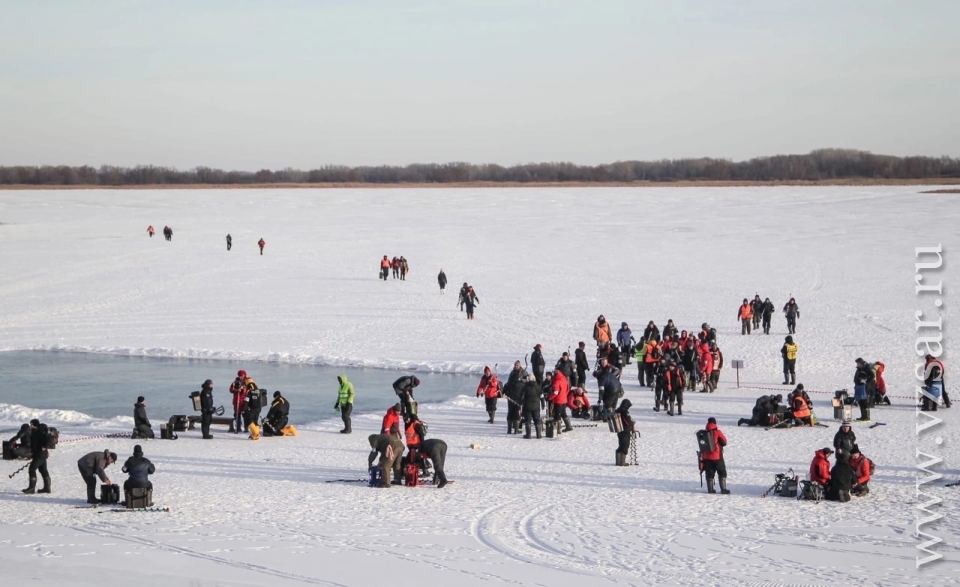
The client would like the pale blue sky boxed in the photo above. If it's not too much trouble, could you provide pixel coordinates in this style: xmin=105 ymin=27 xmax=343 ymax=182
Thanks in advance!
xmin=0 ymin=0 xmax=957 ymax=168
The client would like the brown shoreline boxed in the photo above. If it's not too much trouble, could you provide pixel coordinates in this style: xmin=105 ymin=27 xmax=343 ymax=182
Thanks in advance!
xmin=0 ymin=178 xmax=959 ymax=190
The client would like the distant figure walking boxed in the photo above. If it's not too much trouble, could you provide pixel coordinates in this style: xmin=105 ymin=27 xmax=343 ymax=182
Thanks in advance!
xmin=226 ymin=234 xmax=232 ymax=251
xmin=399 ymin=256 xmax=409 ymax=280
xmin=380 ymin=256 xmax=390 ymax=280
xmin=465 ymin=286 xmax=479 ymax=320
xmin=163 ymin=226 xmax=172 ymax=241
xmin=437 ymin=269 xmax=447 ymax=294
xmin=258 ymin=238 xmax=265 ymax=255
xmin=147 ymin=225 xmax=154 ymax=238
xmin=783 ymin=297 xmax=800 ymax=334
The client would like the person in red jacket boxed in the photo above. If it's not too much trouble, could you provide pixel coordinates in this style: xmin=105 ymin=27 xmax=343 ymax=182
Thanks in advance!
xmin=849 ymin=445 xmax=871 ymax=496
xmin=147 ymin=225 xmax=154 ymax=238
xmin=258 ymin=238 xmax=265 ymax=255
xmin=809 ymin=447 xmax=833 ymax=486
xmin=567 ymin=386 xmax=592 ymax=419
xmin=698 ymin=342 xmax=714 ymax=393
xmin=546 ymin=371 xmax=573 ymax=432
xmin=476 ymin=366 xmax=500 ymax=424
xmin=700 ymin=417 xmax=730 ymax=494
xmin=381 ymin=404 xmax=402 ymax=437
xmin=229 ymin=370 xmax=249 ymax=433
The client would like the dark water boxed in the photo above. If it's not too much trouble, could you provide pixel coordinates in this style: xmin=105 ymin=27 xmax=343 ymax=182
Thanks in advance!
xmin=0 ymin=351 xmax=477 ymax=425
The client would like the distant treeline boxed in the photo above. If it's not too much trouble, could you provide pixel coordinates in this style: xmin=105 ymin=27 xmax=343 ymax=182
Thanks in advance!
xmin=2 ymin=149 xmax=959 ymax=185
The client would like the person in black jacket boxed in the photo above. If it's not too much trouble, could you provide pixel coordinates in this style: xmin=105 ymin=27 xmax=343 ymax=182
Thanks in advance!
xmin=825 ymin=452 xmax=855 ymax=502
xmin=750 ymin=295 xmax=763 ymax=331
xmin=614 ymin=399 xmax=636 ymax=466
xmin=554 ymin=352 xmax=577 ymax=388
xmin=760 ymin=298 xmax=775 ymax=334
xmin=199 ymin=379 xmax=214 ymax=439
xmin=600 ymin=366 xmax=623 ymax=418
xmin=133 ymin=396 xmax=154 ymax=439
xmin=783 ymin=298 xmax=800 ymax=334
xmin=416 ymin=438 xmax=449 ymax=488
xmin=520 ymin=374 xmax=543 ymax=439
xmin=263 ymin=392 xmax=290 ymax=436
xmin=244 ymin=383 xmax=263 ymax=431
xmin=22 ymin=420 xmax=51 ymax=494
xmin=642 ymin=321 xmax=660 ymax=342
xmin=122 ymin=444 xmax=156 ymax=492
xmin=574 ymin=342 xmax=590 ymax=392
xmin=662 ymin=319 xmax=678 ymax=340
xmin=503 ymin=362 xmax=526 ymax=434
xmin=531 ymin=344 xmax=545 ymax=386
xmin=226 ymin=234 xmax=232 ymax=251
xmin=437 ymin=269 xmax=447 ymax=294
xmin=393 ymin=375 xmax=420 ymax=416
xmin=833 ymin=420 xmax=856 ymax=457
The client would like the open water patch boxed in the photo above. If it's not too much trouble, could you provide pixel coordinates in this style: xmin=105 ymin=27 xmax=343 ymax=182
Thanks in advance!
xmin=0 ymin=350 xmax=478 ymax=426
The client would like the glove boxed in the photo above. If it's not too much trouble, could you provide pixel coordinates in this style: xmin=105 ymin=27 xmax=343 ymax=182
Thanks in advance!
xmin=334 ymin=401 xmax=340 ymax=411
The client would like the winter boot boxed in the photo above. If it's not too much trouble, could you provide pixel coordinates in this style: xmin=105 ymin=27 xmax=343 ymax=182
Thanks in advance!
xmin=515 ymin=419 xmax=523 ymax=434
xmin=22 ymin=476 xmax=36 ymax=494
xmin=707 ymin=478 xmax=716 ymax=494
xmin=653 ymin=404 xmax=660 ymax=412
xmin=38 ymin=474 xmax=51 ymax=494
xmin=562 ymin=416 xmax=573 ymax=432
xmin=487 ymin=410 xmax=495 ymax=424
xmin=782 ymin=374 xmax=790 ymax=385
xmin=536 ymin=421 xmax=542 ymax=439
xmin=523 ymin=422 xmax=531 ymax=439
xmin=720 ymin=477 xmax=730 ymax=494
xmin=668 ymin=398 xmax=675 ymax=416
xmin=857 ymin=401 xmax=870 ymax=421
xmin=677 ymin=404 xmax=683 ymax=416
xmin=737 ymin=418 xmax=748 ymax=427
xmin=507 ymin=420 xmax=514 ymax=434
xmin=882 ymin=396 xmax=891 ymax=406
xmin=790 ymin=373 xmax=796 ymax=385
xmin=616 ymin=452 xmax=626 ymax=466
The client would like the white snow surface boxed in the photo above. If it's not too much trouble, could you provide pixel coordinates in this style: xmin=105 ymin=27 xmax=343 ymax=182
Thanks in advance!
xmin=0 ymin=187 xmax=958 ymax=586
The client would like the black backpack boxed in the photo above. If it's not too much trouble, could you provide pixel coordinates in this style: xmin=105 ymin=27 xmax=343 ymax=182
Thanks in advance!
xmin=696 ymin=429 xmax=715 ymax=453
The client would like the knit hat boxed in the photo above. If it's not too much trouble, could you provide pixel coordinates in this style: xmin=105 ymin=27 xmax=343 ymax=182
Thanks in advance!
xmin=707 ymin=417 xmax=717 ymax=425
xmin=841 ymin=420 xmax=851 ymax=426
xmin=133 ymin=445 xmax=143 ymax=457
xmin=850 ymin=444 xmax=861 ymax=455
xmin=238 ymin=370 xmax=247 ymax=378
xmin=137 ymin=396 xmax=145 ymax=403
xmin=273 ymin=391 xmax=281 ymax=398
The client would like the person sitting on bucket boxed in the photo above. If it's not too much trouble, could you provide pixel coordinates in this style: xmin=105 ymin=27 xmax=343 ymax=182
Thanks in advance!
xmin=122 ymin=444 xmax=155 ymax=493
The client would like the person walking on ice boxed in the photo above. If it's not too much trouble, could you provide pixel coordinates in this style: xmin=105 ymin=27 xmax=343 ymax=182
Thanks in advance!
xmin=258 ymin=238 xmax=265 ymax=255
xmin=226 ymin=234 xmax=232 ymax=251
xmin=147 ymin=225 xmax=154 ymax=238
xmin=437 ymin=269 xmax=447 ymax=294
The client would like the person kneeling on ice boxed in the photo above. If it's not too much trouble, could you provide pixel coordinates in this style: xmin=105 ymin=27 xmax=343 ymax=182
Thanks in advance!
xmin=133 ymin=396 xmax=154 ymax=439
xmin=567 ymin=387 xmax=592 ymax=419
xmin=122 ymin=445 xmax=155 ymax=493
xmin=700 ymin=417 xmax=730 ymax=494
xmin=788 ymin=387 xmax=812 ymax=427
xmin=613 ymin=399 xmax=636 ymax=466
xmin=809 ymin=447 xmax=833 ymax=488
xmin=261 ymin=391 xmax=292 ymax=437
xmin=78 ymin=449 xmax=117 ymax=504
xmin=368 ymin=434 xmax=405 ymax=487
xmin=825 ymin=451 xmax=855 ymax=503
xmin=416 ymin=439 xmax=449 ymax=488
xmin=849 ymin=445 xmax=873 ymax=497
xmin=382 ymin=403 xmax=403 ymax=436
xmin=738 ymin=394 xmax=783 ymax=427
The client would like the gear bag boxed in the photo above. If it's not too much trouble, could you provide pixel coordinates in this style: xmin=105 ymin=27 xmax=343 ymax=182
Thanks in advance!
xmin=404 ymin=463 xmax=420 ymax=487
xmin=45 ymin=427 xmax=59 ymax=449
xmin=696 ymin=429 xmax=715 ymax=453
xmin=799 ymin=480 xmax=823 ymax=502
xmin=779 ymin=478 xmax=799 ymax=498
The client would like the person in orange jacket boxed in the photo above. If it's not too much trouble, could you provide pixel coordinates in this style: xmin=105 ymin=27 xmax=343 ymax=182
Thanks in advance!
xmin=380 ymin=255 xmax=390 ymax=280
xmin=849 ymin=445 xmax=872 ymax=496
xmin=567 ymin=386 xmax=592 ymax=419
xmin=476 ymin=366 xmax=500 ymax=424
xmin=737 ymin=299 xmax=753 ymax=335
xmin=257 ymin=238 xmax=265 ymax=255
xmin=809 ymin=447 xmax=833 ymax=486
xmin=147 ymin=225 xmax=154 ymax=238
xmin=700 ymin=417 xmax=730 ymax=494
xmin=643 ymin=337 xmax=662 ymax=390
xmin=593 ymin=315 xmax=612 ymax=348
xmin=790 ymin=391 xmax=812 ymax=426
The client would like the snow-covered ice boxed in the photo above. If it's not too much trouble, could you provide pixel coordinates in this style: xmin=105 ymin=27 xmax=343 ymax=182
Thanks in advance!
xmin=0 ymin=187 xmax=957 ymax=586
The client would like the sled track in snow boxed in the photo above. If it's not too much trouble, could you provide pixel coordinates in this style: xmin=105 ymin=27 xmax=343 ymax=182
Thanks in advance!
xmin=71 ymin=524 xmax=349 ymax=587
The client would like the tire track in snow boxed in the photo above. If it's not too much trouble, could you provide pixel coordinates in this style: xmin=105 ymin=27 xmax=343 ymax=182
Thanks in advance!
xmin=70 ymin=524 xmax=348 ymax=587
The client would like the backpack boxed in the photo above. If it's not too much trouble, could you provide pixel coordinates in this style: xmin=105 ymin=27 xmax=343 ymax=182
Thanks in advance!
xmin=799 ymin=480 xmax=823 ymax=502
xmin=696 ymin=429 xmax=715 ymax=453
xmin=404 ymin=463 xmax=420 ymax=487
xmin=865 ymin=456 xmax=875 ymax=476
xmin=419 ymin=420 xmax=428 ymax=438
xmin=45 ymin=427 xmax=59 ymax=449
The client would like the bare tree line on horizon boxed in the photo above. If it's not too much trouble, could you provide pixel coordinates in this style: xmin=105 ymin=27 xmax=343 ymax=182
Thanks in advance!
xmin=1 ymin=149 xmax=958 ymax=186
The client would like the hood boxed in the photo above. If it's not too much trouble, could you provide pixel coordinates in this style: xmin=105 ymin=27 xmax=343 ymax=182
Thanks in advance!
xmin=815 ymin=449 xmax=833 ymax=459
xmin=338 ymin=375 xmax=349 ymax=385
xmin=368 ymin=434 xmax=378 ymax=448
xmin=619 ymin=399 xmax=632 ymax=411
xmin=706 ymin=422 xmax=718 ymax=431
